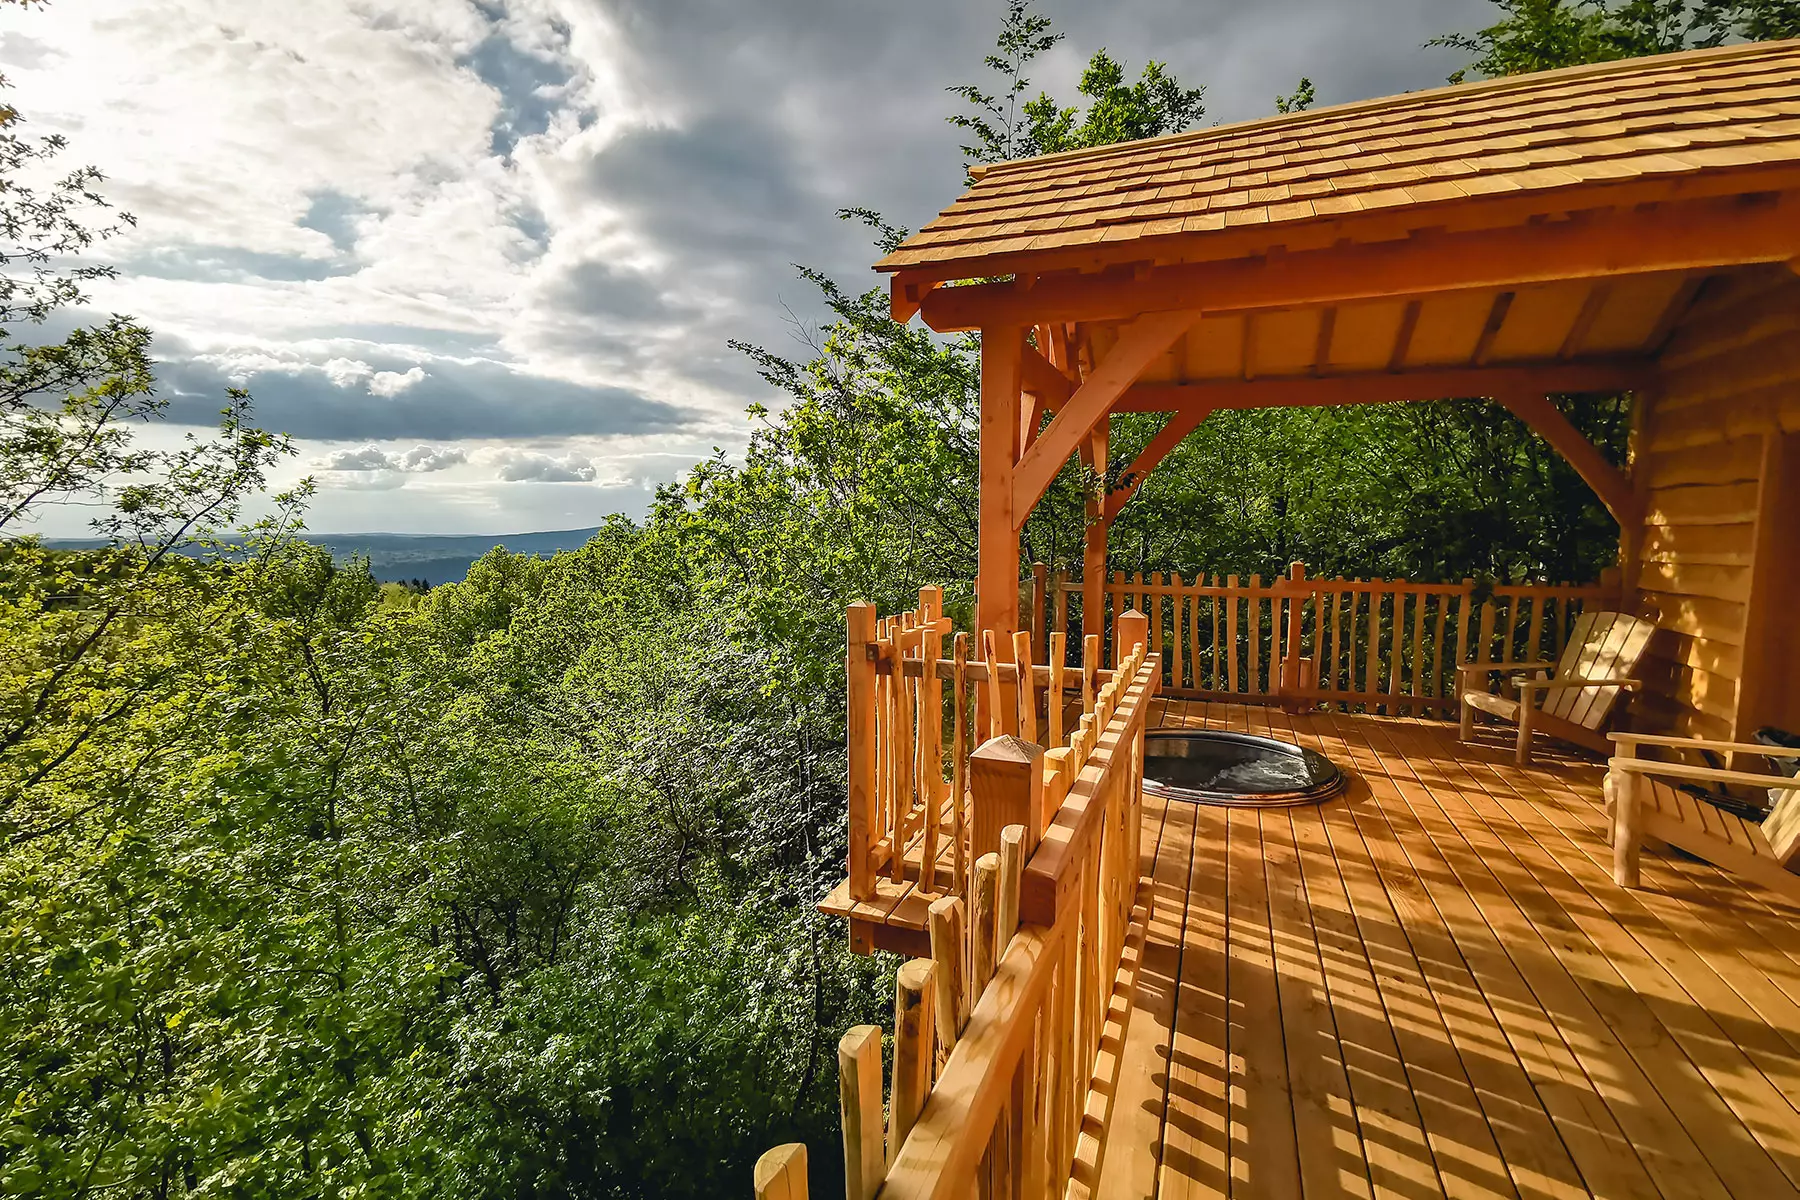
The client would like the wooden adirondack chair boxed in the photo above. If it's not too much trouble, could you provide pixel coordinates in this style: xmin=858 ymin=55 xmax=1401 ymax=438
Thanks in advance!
xmin=1607 ymin=733 xmax=1800 ymax=904
xmin=1457 ymin=610 xmax=1656 ymax=765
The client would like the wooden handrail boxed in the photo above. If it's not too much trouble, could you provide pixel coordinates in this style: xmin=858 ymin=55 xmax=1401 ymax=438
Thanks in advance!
xmin=880 ymin=920 xmax=1063 ymax=1200
xmin=787 ymin=615 xmax=1160 ymax=1200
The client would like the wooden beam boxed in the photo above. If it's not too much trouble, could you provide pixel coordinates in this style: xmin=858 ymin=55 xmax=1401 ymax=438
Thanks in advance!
xmin=1103 ymin=406 xmax=1215 ymax=522
xmin=1114 ymin=359 xmax=1651 ymax=412
xmin=1010 ymin=310 xmax=1194 ymax=529
xmin=891 ymin=277 xmax=938 ymax=324
xmin=1494 ymin=389 xmax=1643 ymax=528
xmin=917 ymin=194 xmax=1800 ymax=331
xmin=978 ymin=327 xmax=1025 ymax=643
xmin=1020 ymin=343 xmax=1075 ymax=409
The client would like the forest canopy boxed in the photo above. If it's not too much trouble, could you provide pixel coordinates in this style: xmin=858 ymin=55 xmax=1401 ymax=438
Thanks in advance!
xmin=5 ymin=1 xmax=1791 ymax=1196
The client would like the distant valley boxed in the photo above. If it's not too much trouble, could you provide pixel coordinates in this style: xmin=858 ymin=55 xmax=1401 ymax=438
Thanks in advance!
xmin=45 ymin=528 xmax=602 ymax=586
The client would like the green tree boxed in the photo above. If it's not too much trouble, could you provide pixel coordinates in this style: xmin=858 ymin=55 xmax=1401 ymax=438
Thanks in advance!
xmin=949 ymin=0 xmax=1205 ymax=171
xmin=1276 ymin=77 xmax=1316 ymax=113
xmin=1431 ymin=0 xmax=1799 ymax=81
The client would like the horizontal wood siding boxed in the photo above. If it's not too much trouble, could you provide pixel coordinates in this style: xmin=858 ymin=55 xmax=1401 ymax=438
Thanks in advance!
xmin=1636 ymin=265 xmax=1800 ymax=739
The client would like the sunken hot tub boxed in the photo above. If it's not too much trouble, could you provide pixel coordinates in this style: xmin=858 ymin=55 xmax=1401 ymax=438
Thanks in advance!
xmin=1142 ymin=730 xmax=1347 ymax=807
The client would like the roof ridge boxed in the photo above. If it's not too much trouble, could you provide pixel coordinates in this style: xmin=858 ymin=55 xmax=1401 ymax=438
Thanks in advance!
xmin=968 ymin=37 xmax=1800 ymax=182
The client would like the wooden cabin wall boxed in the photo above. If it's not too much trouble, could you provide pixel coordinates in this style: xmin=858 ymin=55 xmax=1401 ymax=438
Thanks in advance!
xmin=1631 ymin=265 xmax=1800 ymax=740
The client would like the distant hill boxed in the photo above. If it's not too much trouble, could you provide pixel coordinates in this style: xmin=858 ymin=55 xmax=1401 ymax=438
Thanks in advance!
xmin=41 ymin=528 xmax=602 ymax=587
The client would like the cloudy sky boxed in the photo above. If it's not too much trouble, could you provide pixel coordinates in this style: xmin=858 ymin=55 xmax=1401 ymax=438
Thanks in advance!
xmin=2 ymin=0 xmax=1490 ymax=535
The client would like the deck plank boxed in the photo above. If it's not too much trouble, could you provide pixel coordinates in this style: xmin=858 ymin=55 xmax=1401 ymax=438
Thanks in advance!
xmin=1224 ymin=803 xmax=1303 ymax=1197
xmin=1399 ymin=722 xmax=1800 ymax=1184
xmin=1093 ymin=792 xmax=1188 ymax=1200
xmin=1158 ymin=725 xmax=1233 ymax=1200
xmin=1099 ymin=701 xmax=1800 ymax=1200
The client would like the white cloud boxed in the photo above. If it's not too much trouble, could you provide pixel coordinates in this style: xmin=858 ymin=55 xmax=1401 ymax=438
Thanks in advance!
xmin=315 ymin=443 xmax=468 ymax=473
xmin=318 ymin=446 xmax=399 ymax=472
xmin=397 ymin=444 xmax=468 ymax=472
xmin=490 ymin=449 xmax=597 ymax=483
xmin=369 ymin=366 xmax=427 ymax=397
xmin=323 ymin=358 xmax=375 ymax=388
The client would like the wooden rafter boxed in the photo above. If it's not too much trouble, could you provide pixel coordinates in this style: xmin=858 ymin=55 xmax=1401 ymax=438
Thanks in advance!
xmin=1494 ymin=389 xmax=1643 ymax=528
xmin=1009 ymin=310 xmax=1194 ymax=529
xmin=1103 ymin=406 xmax=1215 ymax=523
xmin=917 ymin=195 xmax=1800 ymax=331
xmin=1471 ymin=292 xmax=1515 ymax=365
xmin=1113 ymin=359 xmax=1651 ymax=412
xmin=1558 ymin=282 xmax=1612 ymax=359
xmin=1387 ymin=301 xmax=1422 ymax=372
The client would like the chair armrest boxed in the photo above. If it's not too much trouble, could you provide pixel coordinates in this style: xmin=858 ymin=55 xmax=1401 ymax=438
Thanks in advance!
xmin=1607 ymin=757 xmax=1800 ymax=791
xmin=1457 ymin=661 xmax=1557 ymax=677
xmin=1520 ymin=676 xmax=1641 ymax=693
xmin=1608 ymin=731 xmax=1800 ymax=759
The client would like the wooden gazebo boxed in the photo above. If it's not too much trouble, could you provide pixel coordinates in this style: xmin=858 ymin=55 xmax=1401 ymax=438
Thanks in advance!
xmin=881 ymin=37 xmax=1800 ymax=743
xmin=760 ymin=40 xmax=1800 ymax=1200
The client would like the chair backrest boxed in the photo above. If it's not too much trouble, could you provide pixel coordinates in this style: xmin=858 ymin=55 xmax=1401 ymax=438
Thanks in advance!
xmin=1542 ymin=610 xmax=1657 ymax=728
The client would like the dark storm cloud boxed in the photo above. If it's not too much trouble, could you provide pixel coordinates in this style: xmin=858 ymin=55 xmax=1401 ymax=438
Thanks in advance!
xmin=549 ymin=0 xmax=1493 ymax=410
xmin=546 ymin=258 xmax=687 ymax=323
xmin=154 ymin=341 xmax=698 ymax=442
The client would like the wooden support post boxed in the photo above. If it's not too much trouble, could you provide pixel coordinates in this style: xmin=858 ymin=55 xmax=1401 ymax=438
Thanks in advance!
xmin=889 ymin=959 xmax=936 ymax=1164
xmin=847 ymin=604 xmax=877 ymax=901
xmin=1048 ymin=632 xmax=1066 ymax=748
xmin=977 ymin=326 xmax=1025 ymax=670
xmin=970 ymin=735 xmax=1047 ymax=859
xmin=838 ymin=1027 xmax=884 ymax=1200
xmin=754 ymin=1144 xmax=808 ymax=1200
xmin=928 ymin=897 xmax=968 ymax=1066
xmin=1081 ymin=424 xmax=1109 ymax=658
xmin=1609 ymin=766 xmax=1641 ymax=888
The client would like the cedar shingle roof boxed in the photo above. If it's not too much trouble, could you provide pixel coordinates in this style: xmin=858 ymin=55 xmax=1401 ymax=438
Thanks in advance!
xmin=876 ymin=39 xmax=1800 ymax=277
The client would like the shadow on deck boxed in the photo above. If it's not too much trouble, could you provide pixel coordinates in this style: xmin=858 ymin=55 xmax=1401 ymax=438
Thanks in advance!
xmin=1097 ymin=700 xmax=1800 ymax=1200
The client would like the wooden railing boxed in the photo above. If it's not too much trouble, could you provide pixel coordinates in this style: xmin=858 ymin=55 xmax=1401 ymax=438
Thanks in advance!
xmin=1021 ymin=561 xmax=1620 ymax=717
xmin=845 ymin=587 xmax=1134 ymax=907
xmin=761 ymin=606 xmax=1160 ymax=1199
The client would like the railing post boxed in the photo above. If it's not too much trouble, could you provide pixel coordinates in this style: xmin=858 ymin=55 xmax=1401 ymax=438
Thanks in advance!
xmin=839 ymin=1026 xmax=884 ymax=1200
xmin=1031 ymin=561 xmax=1049 ymax=664
xmin=847 ymin=603 xmax=878 ymax=901
xmin=754 ymin=1144 xmax=808 ymax=1200
xmin=928 ymin=896 xmax=969 ymax=1067
xmin=889 ymin=958 xmax=936 ymax=1164
xmin=1114 ymin=606 xmax=1148 ymax=669
xmin=1280 ymin=561 xmax=1307 ymax=713
xmin=971 ymin=735 xmax=1046 ymax=860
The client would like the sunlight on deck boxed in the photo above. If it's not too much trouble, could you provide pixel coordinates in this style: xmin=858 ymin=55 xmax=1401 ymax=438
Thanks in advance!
xmin=1097 ymin=701 xmax=1800 ymax=1200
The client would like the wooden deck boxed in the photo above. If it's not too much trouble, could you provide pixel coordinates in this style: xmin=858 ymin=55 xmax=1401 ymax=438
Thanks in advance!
xmin=1095 ymin=700 xmax=1800 ymax=1200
